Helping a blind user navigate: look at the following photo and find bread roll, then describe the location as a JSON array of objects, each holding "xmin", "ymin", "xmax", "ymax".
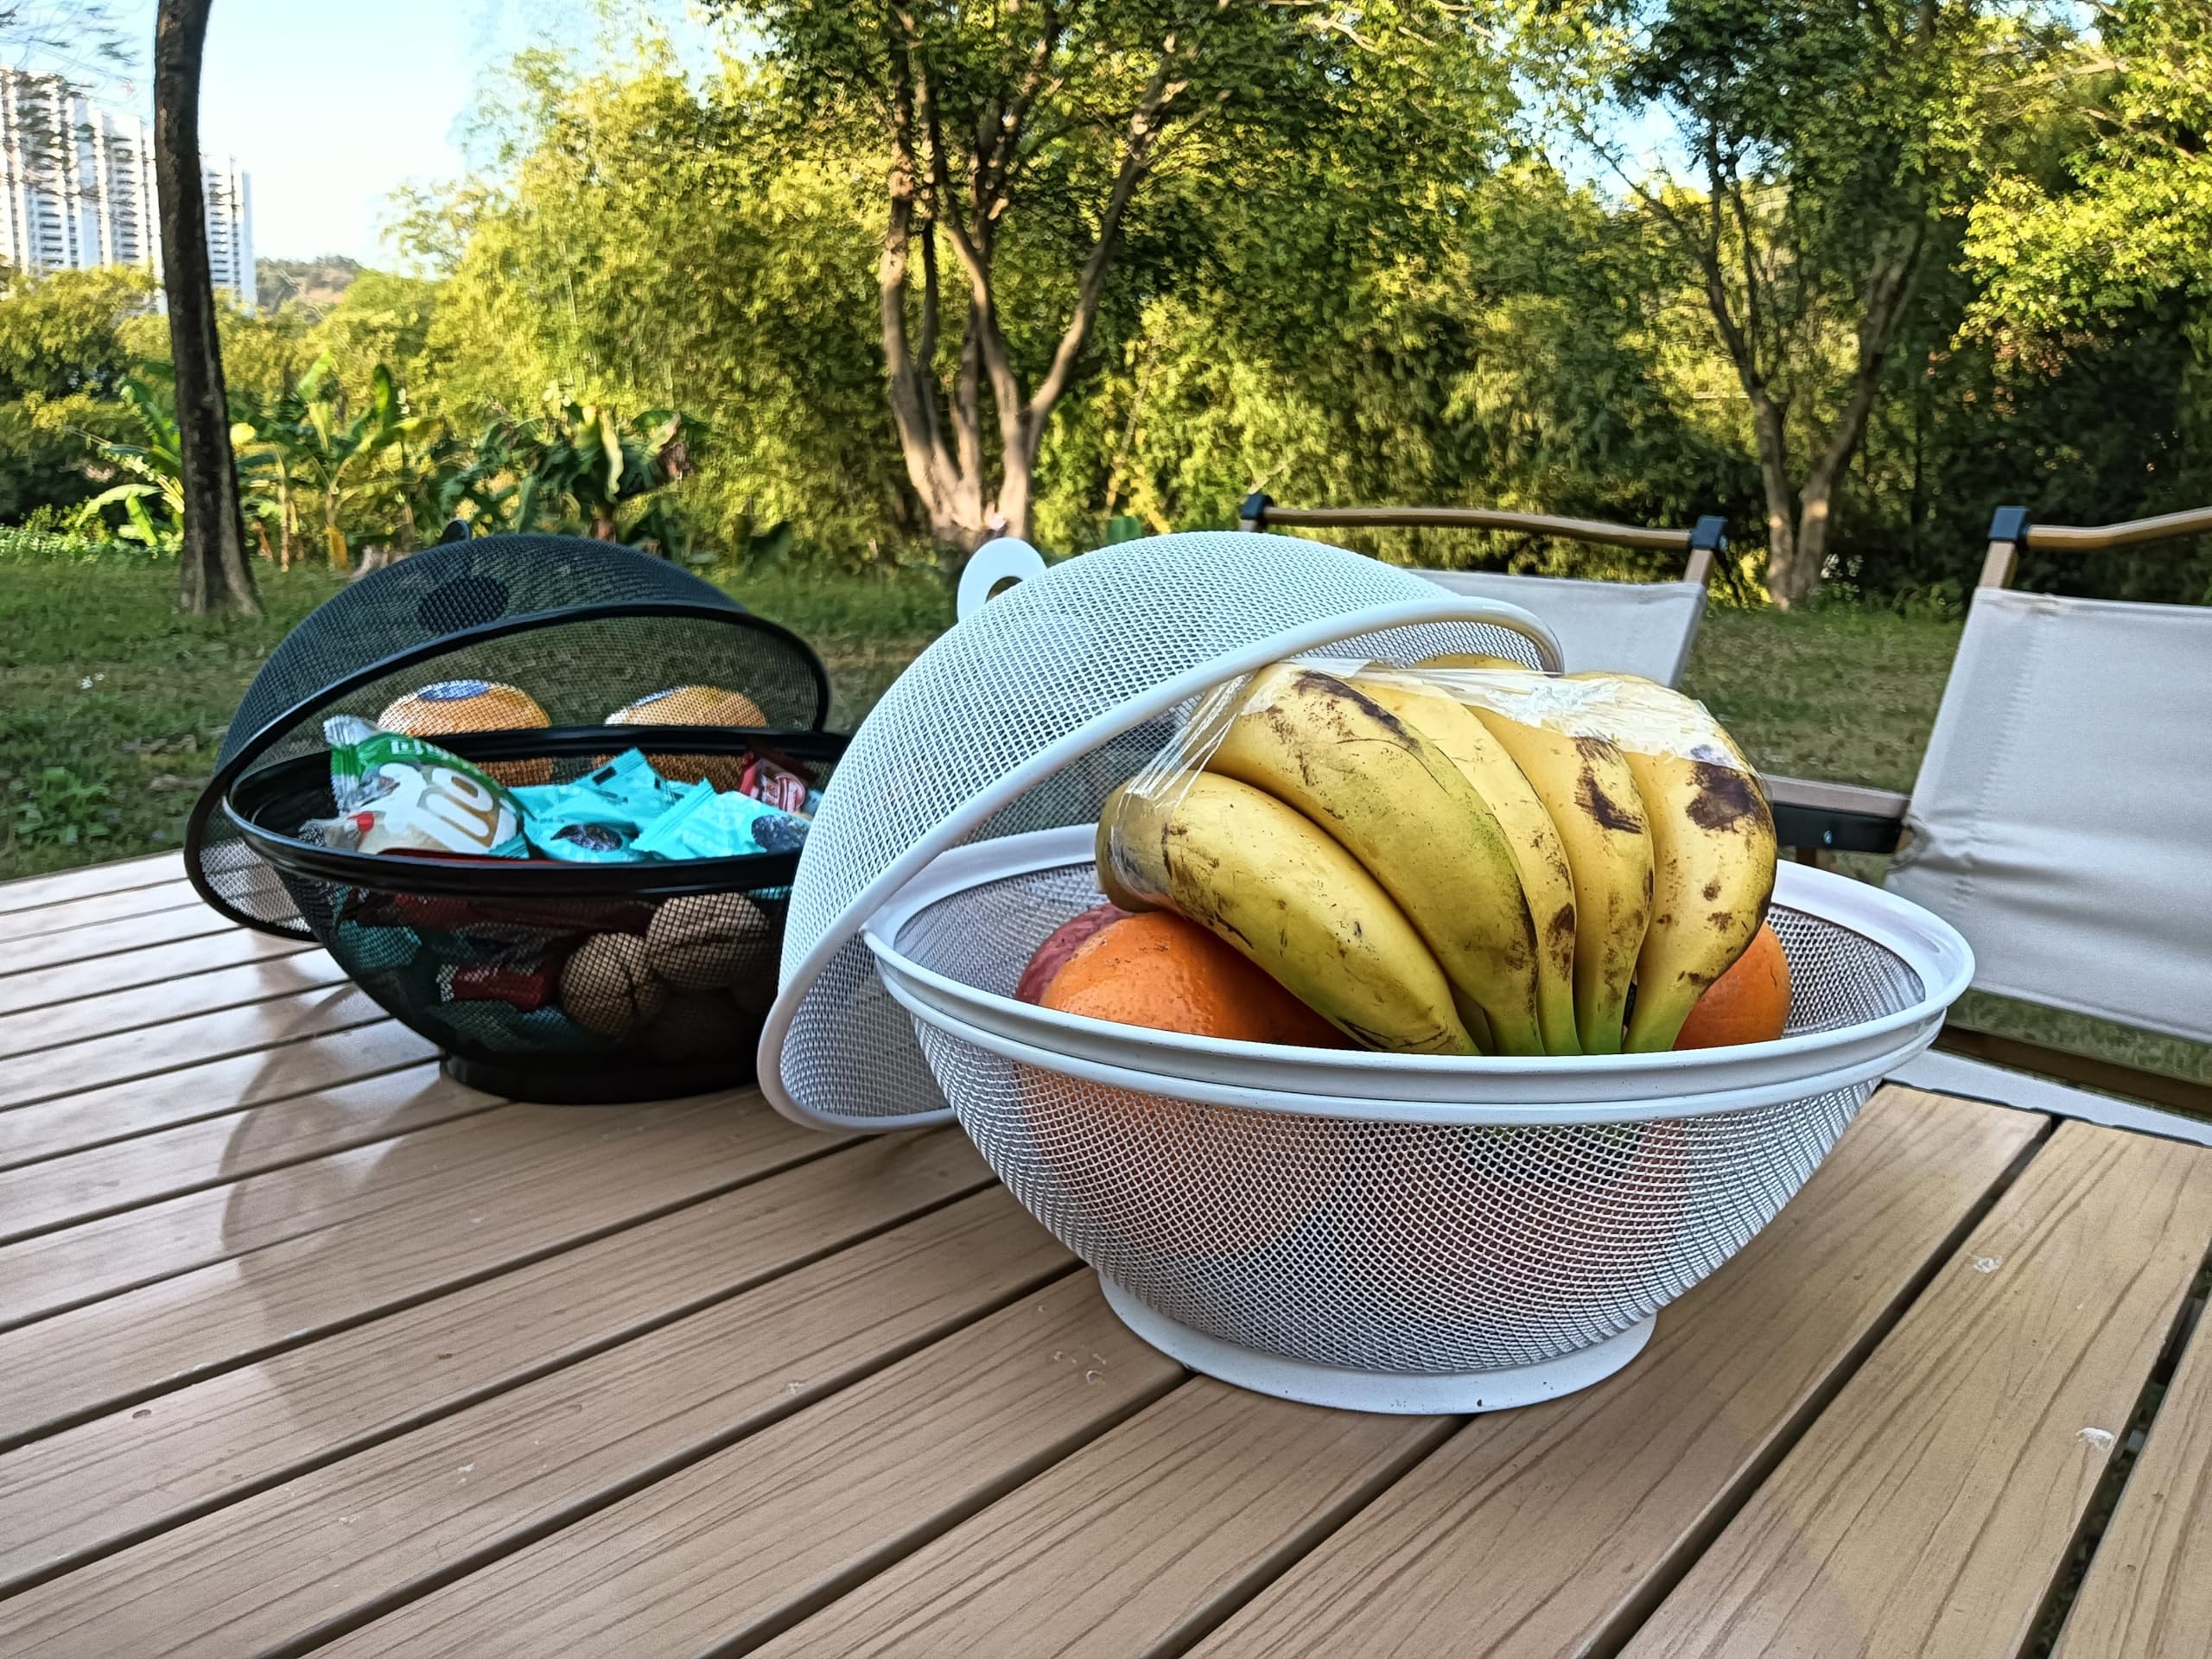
[
  {"xmin": 607, "ymin": 685, "xmax": 769, "ymax": 787},
  {"xmin": 378, "ymin": 679, "xmax": 552, "ymax": 786}
]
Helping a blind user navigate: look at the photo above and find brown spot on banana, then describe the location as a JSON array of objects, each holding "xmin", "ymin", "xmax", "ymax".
[
  {"xmin": 1685, "ymin": 762, "xmax": 1768, "ymax": 832},
  {"xmin": 1573, "ymin": 745, "xmax": 1643, "ymax": 833}
]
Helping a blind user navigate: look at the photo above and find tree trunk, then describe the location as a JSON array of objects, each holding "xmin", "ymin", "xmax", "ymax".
[
  {"xmin": 1743, "ymin": 389, "xmax": 1805, "ymax": 608},
  {"xmin": 1781, "ymin": 228, "xmax": 1928, "ymax": 610},
  {"xmin": 395, "ymin": 435, "xmax": 420, "ymax": 550},
  {"xmin": 323, "ymin": 493, "xmax": 348, "ymax": 572},
  {"xmin": 155, "ymin": 0, "xmax": 257, "ymax": 616},
  {"xmin": 276, "ymin": 471, "xmax": 297, "ymax": 569}
]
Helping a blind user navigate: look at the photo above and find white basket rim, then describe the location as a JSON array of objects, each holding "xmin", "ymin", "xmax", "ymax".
[
  {"xmin": 862, "ymin": 824, "xmax": 1974, "ymax": 1121},
  {"xmin": 881, "ymin": 963, "xmax": 1946, "ymax": 1128},
  {"xmin": 756, "ymin": 587, "xmax": 1566, "ymax": 1129}
]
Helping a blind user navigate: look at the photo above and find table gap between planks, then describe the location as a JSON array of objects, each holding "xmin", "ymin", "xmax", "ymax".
[{"xmin": 1, "ymin": 852, "xmax": 2209, "ymax": 1658}]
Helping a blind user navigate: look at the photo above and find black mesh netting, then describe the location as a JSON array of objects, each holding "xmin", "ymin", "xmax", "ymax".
[{"xmin": 181, "ymin": 534, "xmax": 840, "ymax": 1103}]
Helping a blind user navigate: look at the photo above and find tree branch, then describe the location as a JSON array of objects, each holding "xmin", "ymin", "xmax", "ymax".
[{"xmin": 1025, "ymin": 46, "xmax": 1186, "ymax": 435}]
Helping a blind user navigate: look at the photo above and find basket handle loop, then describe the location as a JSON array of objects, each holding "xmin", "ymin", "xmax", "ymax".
[{"xmin": 957, "ymin": 538, "xmax": 1048, "ymax": 622}]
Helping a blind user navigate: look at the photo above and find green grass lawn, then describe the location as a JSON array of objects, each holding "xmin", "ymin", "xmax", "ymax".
[
  {"xmin": 0, "ymin": 557, "xmax": 1938, "ymax": 880},
  {"xmin": 3, "ymin": 556, "xmax": 2200, "ymax": 1096}
]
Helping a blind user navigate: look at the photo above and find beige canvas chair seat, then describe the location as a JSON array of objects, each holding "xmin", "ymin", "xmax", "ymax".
[
  {"xmin": 1237, "ymin": 496, "xmax": 1724, "ymax": 685},
  {"xmin": 1770, "ymin": 504, "xmax": 2212, "ymax": 1135}
]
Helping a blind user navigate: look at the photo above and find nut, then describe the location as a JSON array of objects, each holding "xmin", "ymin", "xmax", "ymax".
[
  {"xmin": 560, "ymin": 933, "xmax": 667, "ymax": 1038},
  {"xmin": 645, "ymin": 893, "xmax": 775, "ymax": 991}
]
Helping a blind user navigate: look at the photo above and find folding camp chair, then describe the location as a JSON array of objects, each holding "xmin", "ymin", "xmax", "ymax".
[
  {"xmin": 1237, "ymin": 493, "xmax": 1726, "ymax": 685},
  {"xmin": 1769, "ymin": 504, "xmax": 2212, "ymax": 1137}
]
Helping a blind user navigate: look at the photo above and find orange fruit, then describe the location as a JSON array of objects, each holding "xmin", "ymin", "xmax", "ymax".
[
  {"xmin": 1041, "ymin": 912, "xmax": 1345, "ymax": 1048},
  {"xmin": 1672, "ymin": 922, "xmax": 1792, "ymax": 1050},
  {"xmin": 1023, "ymin": 911, "xmax": 1349, "ymax": 1257}
]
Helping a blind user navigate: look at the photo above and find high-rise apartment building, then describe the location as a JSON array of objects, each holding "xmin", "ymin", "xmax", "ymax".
[{"xmin": 0, "ymin": 68, "xmax": 254, "ymax": 311}]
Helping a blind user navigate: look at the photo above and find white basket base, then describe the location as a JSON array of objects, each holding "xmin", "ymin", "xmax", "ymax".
[{"xmin": 1098, "ymin": 1278, "xmax": 1656, "ymax": 1414}]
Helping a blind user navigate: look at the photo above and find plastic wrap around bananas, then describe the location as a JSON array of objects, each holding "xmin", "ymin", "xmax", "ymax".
[{"xmin": 1096, "ymin": 658, "xmax": 1777, "ymax": 1059}]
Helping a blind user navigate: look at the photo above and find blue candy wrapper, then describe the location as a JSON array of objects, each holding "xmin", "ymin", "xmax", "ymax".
[
  {"xmin": 631, "ymin": 779, "xmax": 811, "ymax": 860},
  {"xmin": 512, "ymin": 748, "xmax": 690, "ymax": 862}
]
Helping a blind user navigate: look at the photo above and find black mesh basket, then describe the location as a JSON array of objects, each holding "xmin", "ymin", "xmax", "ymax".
[{"xmin": 184, "ymin": 534, "xmax": 842, "ymax": 1104}]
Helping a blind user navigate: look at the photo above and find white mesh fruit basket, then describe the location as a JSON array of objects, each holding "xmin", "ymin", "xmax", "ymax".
[{"xmin": 760, "ymin": 532, "xmax": 1974, "ymax": 1412}]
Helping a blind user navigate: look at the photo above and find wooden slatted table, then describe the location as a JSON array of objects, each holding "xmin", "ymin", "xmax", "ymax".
[{"xmin": 3, "ymin": 852, "xmax": 2209, "ymax": 1658}]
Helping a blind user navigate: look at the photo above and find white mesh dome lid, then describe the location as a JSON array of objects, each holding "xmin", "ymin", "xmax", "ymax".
[{"xmin": 758, "ymin": 530, "xmax": 1566, "ymax": 1131}]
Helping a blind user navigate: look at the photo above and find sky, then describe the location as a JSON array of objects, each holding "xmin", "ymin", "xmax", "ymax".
[{"xmin": 64, "ymin": 1, "xmax": 728, "ymax": 265}]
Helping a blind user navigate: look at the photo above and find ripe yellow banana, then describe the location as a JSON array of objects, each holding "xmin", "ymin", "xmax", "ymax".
[
  {"xmin": 1355, "ymin": 673, "xmax": 1580, "ymax": 1056},
  {"xmin": 1097, "ymin": 773, "xmax": 1479, "ymax": 1055},
  {"xmin": 1567, "ymin": 674, "xmax": 1779, "ymax": 1052},
  {"xmin": 1425, "ymin": 666, "xmax": 1652, "ymax": 1054},
  {"xmin": 1414, "ymin": 652, "xmax": 1531, "ymax": 671},
  {"xmin": 1202, "ymin": 664, "xmax": 1547, "ymax": 1055}
]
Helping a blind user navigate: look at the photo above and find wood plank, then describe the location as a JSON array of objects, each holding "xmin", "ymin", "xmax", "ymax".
[
  {"xmin": 0, "ymin": 1069, "xmax": 506, "ymax": 1328},
  {"xmin": 756, "ymin": 1379, "xmax": 1453, "ymax": 1659},
  {"xmin": 1192, "ymin": 1085, "xmax": 2046, "ymax": 1659},
  {"xmin": 316, "ymin": 1271, "xmax": 1175, "ymax": 1659},
  {"xmin": 0, "ymin": 903, "xmax": 247, "ymax": 982},
  {"xmin": 1618, "ymin": 1119, "xmax": 2212, "ymax": 1659},
  {"xmin": 0, "ymin": 981, "xmax": 389, "ymax": 1112},
  {"xmin": 0, "ymin": 1128, "xmax": 994, "ymax": 1592},
  {"xmin": 0, "ymin": 851, "xmax": 184, "ymax": 913},
  {"xmin": 0, "ymin": 949, "xmax": 347, "ymax": 1062},
  {"xmin": 0, "ymin": 1018, "xmax": 435, "ymax": 1171},
  {"xmin": 0, "ymin": 1196, "xmax": 1092, "ymax": 1659},
  {"xmin": 0, "ymin": 1062, "xmax": 503, "ymax": 1244},
  {"xmin": 0, "ymin": 1091, "xmax": 832, "ymax": 1447},
  {"xmin": 0, "ymin": 925, "xmax": 308, "ymax": 1018},
  {"xmin": 2050, "ymin": 1299, "xmax": 2212, "ymax": 1657},
  {"xmin": 0, "ymin": 880, "xmax": 200, "ymax": 944}
]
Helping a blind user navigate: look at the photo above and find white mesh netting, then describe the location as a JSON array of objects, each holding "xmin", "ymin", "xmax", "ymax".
[
  {"xmin": 889, "ymin": 861, "xmax": 1923, "ymax": 1373},
  {"xmin": 768, "ymin": 531, "xmax": 1560, "ymax": 1128}
]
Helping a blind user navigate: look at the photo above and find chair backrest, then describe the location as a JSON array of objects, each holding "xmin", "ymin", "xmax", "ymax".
[
  {"xmin": 1238, "ymin": 496, "xmax": 1725, "ymax": 686},
  {"xmin": 1885, "ymin": 507, "xmax": 2212, "ymax": 1046}
]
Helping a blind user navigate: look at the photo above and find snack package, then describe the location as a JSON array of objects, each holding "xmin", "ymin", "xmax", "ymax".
[
  {"xmin": 631, "ymin": 779, "xmax": 811, "ymax": 861},
  {"xmin": 312, "ymin": 715, "xmax": 528, "ymax": 858},
  {"xmin": 737, "ymin": 753, "xmax": 816, "ymax": 816},
  {"xmin": 512, "ymin": 748, "xmax": 691, "ymax": 863},
  {"xmin": 1096, "ymin": 658, "xmax": 1775, "ymax": 1061}
]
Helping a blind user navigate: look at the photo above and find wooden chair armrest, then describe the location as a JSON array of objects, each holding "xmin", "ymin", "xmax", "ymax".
[{"xmin": 1765, "ymin": 775, "xmax": 1910, "ymax": 855}]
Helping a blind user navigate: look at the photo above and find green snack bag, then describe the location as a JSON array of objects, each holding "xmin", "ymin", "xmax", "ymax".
[{"xmin": 316, "ymin": 715, "xmax": 530, "ymax": 858}]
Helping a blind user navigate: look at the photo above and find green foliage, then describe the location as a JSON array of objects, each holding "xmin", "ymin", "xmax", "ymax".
[
  {"xmin": 8, "ymin": 765, "xmax": 111, "ymax": 853},
  {"xmin": 0, "ymin": 524, "xmax": 137, "ymax": 563},
  {"xmin": 0, "ymin": 265, "xmax": 156, "ymax": 522},
  {"xmin": 8, "ymin": 9, "xmax": 2211, "ymax": 602},
  {"xmin": 1967, "ymin": 1, "xmax": 2212, "ymax": 346}
]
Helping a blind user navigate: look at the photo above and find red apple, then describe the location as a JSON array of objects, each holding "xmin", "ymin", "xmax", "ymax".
[{"xmin": 1014, "ymin": 903, "xmax": 1132, "ymax": 1004}]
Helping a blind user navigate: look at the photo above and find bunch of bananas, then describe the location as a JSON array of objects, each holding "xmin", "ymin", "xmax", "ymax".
[{"xmin": 1096, "ymin": 658, "xmax": 1777, "ymax": 1056}]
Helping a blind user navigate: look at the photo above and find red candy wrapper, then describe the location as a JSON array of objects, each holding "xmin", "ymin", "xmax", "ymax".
[
  {"xmin": 739, "ymin": 753, "xmax": 813, "ymax": 815},
  {"xmin": 438, "ymin": 950, "xmax": 569, "ymax": 1013}
]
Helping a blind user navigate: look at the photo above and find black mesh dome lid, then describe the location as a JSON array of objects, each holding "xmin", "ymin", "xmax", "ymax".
[{"xmin": 186, "ymin": 533, "xmax": 832, "ymax": 938}]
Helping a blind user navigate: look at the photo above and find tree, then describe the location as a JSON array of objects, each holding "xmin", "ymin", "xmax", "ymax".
[
  {"xmin": 154, "ymin": 0, "xmax": 257, "ymax": 613},
  {"xmin": 73, "ymin": 373, "xmax": 267, "ymax": 556},
  {"xmin": 267, "ymin": 359, "xmax": 425, "ymax": 572},
  {"xmin": 1525, "ymin": 0, "xmax": 2035, "ymax": 606},
  {"xmin": 1965, "ymin": 2, "xmax": 2212, "ymax": 348},
  {"xmin": 510, "ymin": 397, "xmax": 697, "ymax": 545},
  {"xmin": 0, "ymin": 264, "xmax": 153, "ymax": 521},
  {"xmin": 723, "ymin": 0, "xmax": 1479, "ymax": 549}
]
